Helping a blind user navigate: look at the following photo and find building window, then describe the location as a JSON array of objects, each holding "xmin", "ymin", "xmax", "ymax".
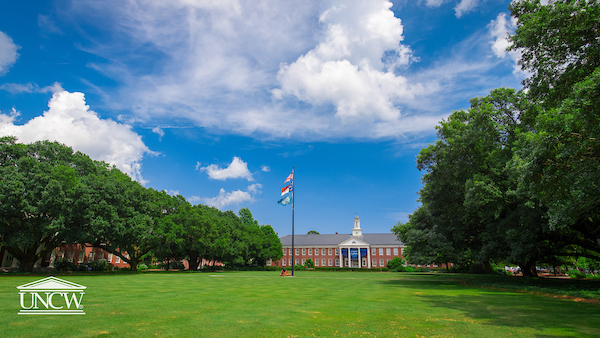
[
  {"xmin": 115, "ymin": 256, "xmax": 121, "ymax": 264},
  {"xmin": 400, "ymin": 247, "xmax": 403, "ymax": 255},
  {"xmin": 335, "ymin": 259, "xmax": 339, "ymax": 266},
  {"xmin": 301, "ymin": 259, "xmax": 305, "ymax": 265},
  {"xmin": 295, "ymin": 259, "xmax": 299, "ymax": 265},
  {"xmin": 394, "ymin": 248, "xmax": 399, "ymax": 255},
  {"xmin": 107, "ymin": 253, "xmax": 113, "ymax": 262},
  {"xmin": 78, "ymin": 252, "xmax": 84, "ymax": 263},
  {"xmin": 379, "ymin": 259, "xmax": 384, "ymax": 267},
  {"xmin": 379, "ymin": 248, "xmax": 383, "ymax": 255},
  {"xmin": 328, "ymin": 248, "xmax": 332, "ymax": 255},
  {"xmin": 315, "ymin": 259, "xmax": 319, "ymax": 266},
  {"xmin": 322, "ymin": 259, "xmax": 326, "ymax": 266},
  {"xmin": 335, "ymin": 248, "xmax": 339, "ymax": 255},
  {"xmin": 89, "ymin": 252, "xmax": 95, "ymax": 261},
  {"xmin": 302, "ymin": 249, "xmax": 306, "ymax": 255},
  {"xmin": 283, "ymin": 248, "xmax": 286, "ymax": 255},
  {"xmin": 372, "ymin": 259, "xmax": 377, "ymax": 266},
  {"xmin": 387, "ymin": 259, "xmax": 391, "ymax": 265},
  {"xmin": 295, "ymin": 249, "xmax": 299, "ymax": 255},
  {"xmin": 282, "ymin": 259, "xmax": 286, "ymax": 266},
  {"xmin": 345, "ymin": 259, "xmax": 349, "ymax": 267},
  {"xmin": 372, "ymin": 248, "xmax": 376, "ymax": 255},
  {"xmin": 386, "ymin": 248, "xmax": 391, "ymax": 255},
  {"xmin": 67, "ymin": 251, "xmax": 74, "ymax": 262},
  {"xmin": 308, "ymin": 248, "xmax": 312, "ymax": 255}
]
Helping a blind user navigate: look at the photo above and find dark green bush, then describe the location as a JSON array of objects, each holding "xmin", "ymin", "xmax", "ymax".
[
  {"xmin": 387, "ymin": 257, "xmax": 405, "ymax": 270},
  {"xmin": 54, "ymin": 259, "xmax": 79, "ymax": 271},
  {"xmin": 87, "ymin": 259, "xmax": 113, "ymax": 272},
  {"xmin": 568, "ymin": 270, "xmax": 587, "ymax": 279},
  {"xmin": 313, "ymin": 267, "xmax": 389, "ymax": 272}
]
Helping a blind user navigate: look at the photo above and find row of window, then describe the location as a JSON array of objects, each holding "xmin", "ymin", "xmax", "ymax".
[
  {"xmin": 282, "ymin": 259, "xmax": 338, "ymax": 267},
  {"xmin": 56, "ymin": 250, "xmax": 127, "ymax": 264},
  {"xmin": 281, "ymin": 258, "xmax": 393, "ymax": 267},
  {"xmin": 283, "ymin": 248, "xmax": 338, "ymax": 256},
  {"xmin": 282, "ymin": 247, "xmax": 401, "ymax": 256}
]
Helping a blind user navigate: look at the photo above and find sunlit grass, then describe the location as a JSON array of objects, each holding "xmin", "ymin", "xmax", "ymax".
[{"xmin": 1, "ymin": 272, "xmax": 599, "ymax": 337}]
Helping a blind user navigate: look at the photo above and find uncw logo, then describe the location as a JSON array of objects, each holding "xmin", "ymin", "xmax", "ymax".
[{"xmin": 17, "ymin": 276, "xmax": 87, "ymax": 315}]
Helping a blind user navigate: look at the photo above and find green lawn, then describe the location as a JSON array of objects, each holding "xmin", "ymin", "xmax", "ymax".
[{"xmin": 1, "ymin": 271, "xmax": 599, "ymax": 337}]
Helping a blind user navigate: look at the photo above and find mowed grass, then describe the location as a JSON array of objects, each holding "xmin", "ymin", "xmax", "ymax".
[{"xmin": 1, "ymin": 272, "xmax": 599, "ymax": 337}]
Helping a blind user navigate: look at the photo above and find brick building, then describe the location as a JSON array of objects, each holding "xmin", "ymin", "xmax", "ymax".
[
  {"xmin": 273, "ymin": 215, "xmax": 406, "ymax": 268},
  {"xmin": 0, "ymin": 244, "xmax": 131, "ymax": 270}
]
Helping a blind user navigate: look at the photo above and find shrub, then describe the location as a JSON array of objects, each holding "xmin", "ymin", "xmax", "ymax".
[
  {"xmin": 294, "ymin": 264, "xmax": 306, "ymax": 271},
  {"xmin": 54, "ymin": 259, "xmax": 78, "ymax": 272},
  {"xmin": 568, "ymin": 270, "xmax": 587, "ymax": 279},
  {"xmin": 313, "ymin": 267, "xmax": 389, "ymax": 272},
  {"xmin": 158, "ymin": 261, "xmax": 185, "ymax": 270},
  {"xmin": 87, "ymin": 259, "xmax": 113, "ymax": 272},
  {"xmin": 137, "ymin": 263, "xmax": 148, "ymax": 272},
  {"xmin": 304, "ymin": 259, "xmax": 315, "ymax": 269},
  {"xmin": 387, "ymin": 257, "xmax": 405, "ymax": 270}
]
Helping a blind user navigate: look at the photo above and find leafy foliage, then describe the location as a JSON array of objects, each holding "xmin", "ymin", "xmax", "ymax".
[
  {"xmin": 0, "ymin": 137, "xmax": 282, "ymax": 272},
  {"xmin": 304, "ymin": 258, "xmax": 315, "ymax": 269},
  {"xmin": 400, "ymin": 0, "xmax": 600, "ymax": 274}
]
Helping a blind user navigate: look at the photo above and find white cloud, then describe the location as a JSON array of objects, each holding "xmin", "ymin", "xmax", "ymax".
[
  {"xmin": 188, "ymin": 195, "xmax": 202, "ymax": 204},
  {"xmin": 247, "ymin": 183, "xmax": 262, "ymax": 193},
  {"xmin": 488, "ymin": 13, "xmax": 524, "ymax": 75},
  {"xmin": 454, "ymin": 0, "xmax": 479, "ymax": 18},
  {"xmin": 0, "ymin": 90, "xmax": 153, "ymax": 183},
  {"xmin": 0, "ymin": 82, "xmax": 64, "ymax": 94},
  {"xmin": 62, "ymin": 0, "xmax": 523, "ymax": 142},
  {"xmin": 152, "ymin": 126, "xmax": 165, "ymax": 140},
  {"xmin": 274, "ymin": 0, "xmax": 420, "ymax": 124},
  {"xmin": 200, "ymin": 156, "xmax": 254, "ymax": 181},
  {"xmin": 203, "ymin": 183, "xmax": 262, "ymax": 210},
  {"xmin": 0, "ymin": 32, "xmax": 20, "ymax": 75},
  {"xmin": 423, "ymin": 0, "xmax": 448, "ymax": 7},
  {"xmin": 260, "ymin": 165, "xmax": 270, "ymax": 172}
]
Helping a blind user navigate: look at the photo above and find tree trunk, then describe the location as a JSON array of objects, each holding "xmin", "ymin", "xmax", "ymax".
[
  {"xmin": 13, "ymin": 247, "xmax": 41, "ymax": 273},
  {"xmin": 519, "ymin": 260, "xmax": 538, "ymax": 277},
  {"xmin": 187, "ymin": 251, "xmax": 200, "ymax": 271},
  {"xmin": 17, "ymin": 255, "xmax": 38, "ymax": 273},
  {"xmin": 129, "ymin": 261, "xmax": 138, "ymax": 271}
]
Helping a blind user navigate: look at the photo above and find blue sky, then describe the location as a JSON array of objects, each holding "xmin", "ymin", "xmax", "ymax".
[{"xmin": 0, "ymin": 0, "xmax": 525, "ymax": 236}]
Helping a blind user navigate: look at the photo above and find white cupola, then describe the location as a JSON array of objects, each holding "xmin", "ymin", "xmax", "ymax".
[{"xmin": 352, "ymin": 215, "xmax": 363, "ymax": 237}]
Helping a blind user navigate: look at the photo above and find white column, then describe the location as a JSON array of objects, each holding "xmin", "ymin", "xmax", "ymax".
[
  {"xmin": 367, "ymin": 246, "xmax": 371, "ymax": 268},
  {"xmin": 358, "ymin": 248, "xmax": 361, "ymax": 268},
  {"xmin": 339, "ymin": 248, "xmax": 343, "ymax": 268}
]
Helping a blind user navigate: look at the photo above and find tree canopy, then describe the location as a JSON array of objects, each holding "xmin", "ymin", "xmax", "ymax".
[
  {"xmin": 398, "ymin": 0, "xmax": 600, "ymax": 274},
  {"xmin": 0, "ymin": 137, "xmax": 282, "ymax": 271}
]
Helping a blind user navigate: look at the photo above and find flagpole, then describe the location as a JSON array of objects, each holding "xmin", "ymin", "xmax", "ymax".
[{"xmin": 291, "ymin": 167, "xmax": 295, "ymax": 277}]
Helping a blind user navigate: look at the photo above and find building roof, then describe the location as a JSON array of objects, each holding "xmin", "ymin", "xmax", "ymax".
[{"xmin": 280, "ymin": 233, "xmax": 404, "ymax": 246}]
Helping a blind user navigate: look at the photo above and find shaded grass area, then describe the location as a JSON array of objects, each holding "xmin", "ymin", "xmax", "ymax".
[
  {"xmin": 446, "ymin": 273, "xmax": 600, "ymax": 301},
  {"xmin": 0, "ymin": 272, "xmax": 598, "ymax": 337}
]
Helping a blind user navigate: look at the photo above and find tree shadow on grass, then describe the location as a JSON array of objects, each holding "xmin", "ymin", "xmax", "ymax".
[{"xmin": 381, "ymin": 278, "xmax": 600, "ymax": 337}]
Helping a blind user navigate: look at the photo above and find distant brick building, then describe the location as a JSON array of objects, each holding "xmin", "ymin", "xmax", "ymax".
[
  {"xmin": 0, "ymin": 244, "xmax": 131, "ymax": 270},
  {"xmin": 272, "ymin": 215, "xmax": 407, "ymax": 268}
]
